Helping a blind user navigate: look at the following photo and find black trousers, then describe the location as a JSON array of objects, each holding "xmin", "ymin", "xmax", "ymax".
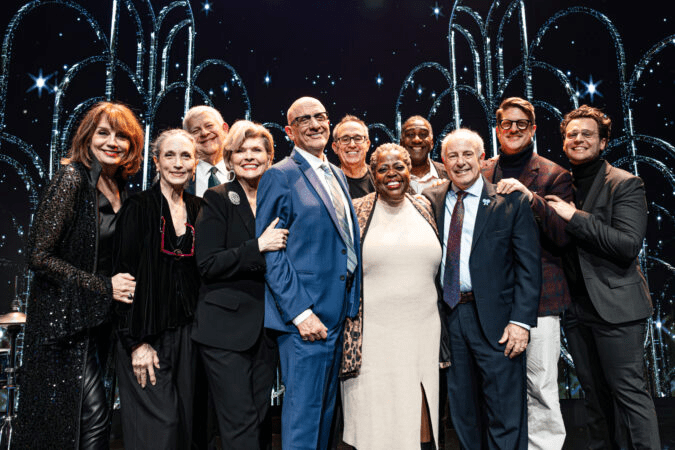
[
  {"xmin": 564, "ymin": 299, "xmax": 661, "ymax": 450},
  {"xmin": 79, "ymin": 336, "xmax": 110, "ymax": 450},
  {"xmin": 198, "ymin": 331, "xmax": 278, "ymax": 450},
  {"xmin": 116, "ymin": 325, "xmax": 195, "ymax": 450}
]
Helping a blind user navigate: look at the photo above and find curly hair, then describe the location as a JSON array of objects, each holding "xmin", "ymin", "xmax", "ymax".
[
  {"xmin": 369, "ymin": 143, "xmax": 412, "ymax": 174},
  {"xmin": 560, "ymin": 104, "xmax": 612, "ymax": 141}
]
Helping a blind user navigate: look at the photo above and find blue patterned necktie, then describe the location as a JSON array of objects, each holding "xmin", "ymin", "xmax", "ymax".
[
  {"xmin": 443, "ymin": 190, "xmax": 467, "ymax": 308},
  {"xmin": 320, "ymin": 164, "xmax": 357, "ymax": 273},
  {"xmin": 208, "ymin": 166, "xmax": 219, "ymax": 188}
]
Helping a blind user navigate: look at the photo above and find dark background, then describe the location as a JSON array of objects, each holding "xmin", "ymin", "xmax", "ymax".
[{"xmin": 0, "ymin": 0, "xmax": 673, "ymax": 395}]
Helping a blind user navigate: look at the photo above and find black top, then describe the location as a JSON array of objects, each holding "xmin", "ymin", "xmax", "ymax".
[
  {"xmin": 562, "ymin": 157, "xmax": 605, "ymax": 299},
  {"xmin": 497, "ymin": 142, "xmax": 534, "ymax": 179},
  {"xmin": 113, "ymin": 183, "xmax": 202, "ymax": 351},
  {"xmin": 346, "ymin": 167, "xmax": 376, "ymax": 199}
]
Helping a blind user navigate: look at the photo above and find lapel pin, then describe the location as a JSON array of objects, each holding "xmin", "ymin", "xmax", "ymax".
[
  {"xmin": 228, "ymin": 191, "xmax": 241, "ymax": 205},
  {"xmin": 482, "ymin": 198, "xmax": 491, "ymax": 206}
]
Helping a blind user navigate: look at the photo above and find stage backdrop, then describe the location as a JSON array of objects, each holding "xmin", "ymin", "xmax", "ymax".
[{"xmin": 0, "ymin": 0, "xmax": 673, "ymax": 397}]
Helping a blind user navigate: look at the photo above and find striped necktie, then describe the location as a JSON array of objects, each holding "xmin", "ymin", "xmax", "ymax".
[
  {"xmin": 320, "ymin": 164, "xmax": 357, "ymax": 273},
  {"xmin": 443, "ymin": 190, "xmax": 467, "ymax": 308}
]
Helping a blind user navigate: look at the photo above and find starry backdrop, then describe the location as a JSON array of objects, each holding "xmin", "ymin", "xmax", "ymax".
[{"xmin": 0, "ymin": 0, "xmax": 673, "ymax": 396}]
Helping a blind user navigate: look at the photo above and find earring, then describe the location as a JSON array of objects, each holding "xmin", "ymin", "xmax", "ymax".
[{"xmin": 226, "ymin": 169, "xmax": 235, "ymax": 183}]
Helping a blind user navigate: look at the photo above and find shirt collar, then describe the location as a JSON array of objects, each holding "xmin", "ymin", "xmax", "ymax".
[
  {"xmin": 410, "ymin": 157, "xmax": 440, "ymax": 182},
  {"xmin": 451, "ymin": 174, "xmax": 483, "ymax": 197},
  {"xmin": 197, "ymin": 159, "xmax": 227, "ymax": 177},
  {"xmin": 295, "ymin": 146, "xmax": 326, "ymax": 170}
]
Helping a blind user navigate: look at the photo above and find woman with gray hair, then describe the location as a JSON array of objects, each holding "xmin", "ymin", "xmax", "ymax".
[
  {"xmin": 192, "ymin": 120, "xmax": 287, "ymax": 449},
  {"xmin": 113, "ymin": 128, "xmax": 201, "ymax": 449}
]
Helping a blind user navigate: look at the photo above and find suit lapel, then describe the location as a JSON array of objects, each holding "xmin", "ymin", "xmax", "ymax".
[
  {"xmin": 580, "ymin": 160, "xmax": 609, "ymax": 212},
  {"xmin": 519, "ymin": 154, "xmax": 539, "ymax": 189},
  {"xmin": 292, "ymin": 150, "xmax": 344, "ymax": 239},
  {"xmin": 229, "ymin": 180, "xmax": 255, "ymax": 236},
  {"xmin": 471, "ymin": 177, "xmax": 497, "ymax": 252}
]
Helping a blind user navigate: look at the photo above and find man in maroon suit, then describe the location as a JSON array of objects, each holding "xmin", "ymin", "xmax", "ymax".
[{"xmin": 482, "ymin": 97, "xmax": 572, "ymax": 449}]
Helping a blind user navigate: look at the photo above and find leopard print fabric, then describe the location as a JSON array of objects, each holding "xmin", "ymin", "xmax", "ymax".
[{"xmin": 340, "ymin": 192, "xmax": 438, "ymax": 378}]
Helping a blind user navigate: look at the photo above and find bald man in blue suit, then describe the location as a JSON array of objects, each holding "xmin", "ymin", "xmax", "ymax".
[{"xmin": 256, "ymin": 97, "xmax": 361, "ymax": 450}]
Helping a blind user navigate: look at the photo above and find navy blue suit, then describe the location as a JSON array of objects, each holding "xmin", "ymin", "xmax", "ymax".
[
  {"xmin": 256, "ymin": 149, "xmax": 361, "ymax": 450},
  {"xmin": 424, "ymin": 177, "xmax": 541, "ymax": 450}
]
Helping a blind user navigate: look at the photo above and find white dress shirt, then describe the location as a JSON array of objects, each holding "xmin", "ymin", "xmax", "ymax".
[
  {"xmin": 440, "ymin": 176, "xmax": 529, "ymax": 330},
  {"xmin": 195, "ymin": 159, "xmax": 229, "ymax": 197},
  {"xmin": 293, "ymin": 147, "xmax": 355, "ymax": 326},
  {"xmin": 409, "ymin": 158, "xmax": 442, "ymax": 194}
]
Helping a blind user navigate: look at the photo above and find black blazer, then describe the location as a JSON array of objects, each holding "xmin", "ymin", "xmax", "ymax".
[
  {"xmin": 423, "ymin": 176, "xmax": 542, "ymax": 349},
  {"xmin": 566, "ymin": 161, "xmax": 652, "ymax": 323},
  {"xmin": 191, "ymin": 180, "xmax": 267, "ymax": 351}
]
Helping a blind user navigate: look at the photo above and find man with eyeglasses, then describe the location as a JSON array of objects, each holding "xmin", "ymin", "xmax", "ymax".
[
  {"xmin": 481, "ymin": 96, "xmax": 572, "ymax": 449},
  {"xmin": 331, "ymin": 114, "xmax": 374, "ymax": 199},
  {"xmin": 256, "ymin": 97, "xmax": 361, "ymax": 450},
  {"xmin": 547, "ymin": 105, "xmax": 660, "ymax": 449},
  {"xmin": 400, "ymin": 115, "xmax": 448, "ymax": 193}
]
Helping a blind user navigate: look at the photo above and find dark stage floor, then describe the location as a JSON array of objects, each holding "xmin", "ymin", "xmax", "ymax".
[{"xmin": 110, "ymin": 398, "xmax": 674, "ymax": 449}]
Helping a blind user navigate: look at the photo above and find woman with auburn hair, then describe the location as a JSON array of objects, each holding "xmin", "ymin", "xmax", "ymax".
[
  {"xmin": 16, "ymin": 101, "xmax": 143, "ymax": 449},
  {"xmin": 192, "ymin": 120, "xmax": 286, "ymax": 449}
]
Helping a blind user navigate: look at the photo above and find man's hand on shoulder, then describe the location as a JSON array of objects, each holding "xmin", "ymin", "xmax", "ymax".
[
  {"xmin": 296, "ymin": 313, "xmax": 328, "ymax": 341},
  {"xmin": 498, "ymin": 323, "xmax": 530, "ymax": 359},
  {"xmin": 496, "ymin": 178, "xmax": 533, "ymax": 202}
]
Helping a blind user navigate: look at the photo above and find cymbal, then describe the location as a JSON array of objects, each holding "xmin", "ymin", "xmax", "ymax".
[{"xmin": 0, "ymin": 311, "xmax": 26, "ymax": 326}]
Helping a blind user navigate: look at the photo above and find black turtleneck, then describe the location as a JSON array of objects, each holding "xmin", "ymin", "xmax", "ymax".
[
  {"xmin": 570, "ymin": 157, "xmax": 604, "ymax": 209},
  {"xmin": 498, "ymin": 142, "xmax": 534, "ymax": 179},
  {"xmin": 563, "ymin": 157, "xmax": 605, "ymax": 302}
]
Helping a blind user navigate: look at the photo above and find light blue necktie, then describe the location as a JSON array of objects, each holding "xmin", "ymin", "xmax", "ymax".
[{"xmin": 320, "ymin": 164, "xmax": 357, "ymax": 273}]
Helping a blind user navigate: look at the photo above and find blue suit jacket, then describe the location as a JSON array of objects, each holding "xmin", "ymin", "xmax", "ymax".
[
  {"xmin": 256, "ymin": 149, "xmax": 362, "ymax": 333},
  {"xmin": 423, "ymin": 177, "xmax": 541, "ymax": 349}
]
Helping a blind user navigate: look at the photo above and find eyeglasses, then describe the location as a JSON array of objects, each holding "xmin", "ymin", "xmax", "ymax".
[
  {"xmin": 336, "ymin": 135, "xmax": 367, "ymax": 145},
  {"xmin": 160, "ymin": 216, "xmax": 195, "ymax": 258},
  {"xmin": 290, "ymin": 112, "xmax": 329, "ymax": 127},
  {"xmin": 565, "ymin": 131, "xmax": 597, "ymax": 141},
  {"xmin": 498, "ymin": 119, "xmax": 532, "ymax": 130}
]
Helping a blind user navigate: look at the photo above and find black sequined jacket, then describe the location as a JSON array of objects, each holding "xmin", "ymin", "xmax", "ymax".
[{"xmin": 16, "ymin": 162, "xmax": 115, "ymax": 449}]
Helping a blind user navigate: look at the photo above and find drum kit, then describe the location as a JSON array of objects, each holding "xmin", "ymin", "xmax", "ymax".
[{"xmin": 0, "ymin": 282, "xmax": 26, "ymax": 450}]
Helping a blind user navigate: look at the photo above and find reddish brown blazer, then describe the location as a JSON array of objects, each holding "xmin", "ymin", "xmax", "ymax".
[{"xmin": 482, "ymin": 152, "xmax": 573, "ymax": 316}]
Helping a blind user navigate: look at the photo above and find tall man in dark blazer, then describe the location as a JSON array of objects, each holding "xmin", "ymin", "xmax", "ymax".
[
  {"xmin": 482, "ymin": 97, "xmax": 571, "ymax": 449},
  {"xmin": 423, "ymin": 128, "xmax": 541, "ymax": 449},
  {"xmin": 256, "ymin": 97, "xmax": 361, "ymax": 450},
  {"xmin": 547, "ymin": 105, "xmax": 660, "ymax": 449}
]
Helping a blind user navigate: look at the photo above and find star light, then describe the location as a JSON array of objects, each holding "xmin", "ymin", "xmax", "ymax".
[
  {"xmin": 431, "ymin": 2, "xmax": 442, "ymax": 20},
  {"xmin": 375, "ymin": 74, "xmax": 383, "ymax": 87},
  {"xmin": 264, "ymin": 72, "xmax": 271, "ymax": 86},
  {"xmin": 581, "ymin": 75, "xmax": 603, "ymax": 102},
  {"xmin": 26, "ymin": 69, "xmax": 55, "ymax": 98},
  {"xmin": 221, "ymin": 82, "xmax": 229, "ymax": 93},
  {"xmin": 202, "ymin": 1, "xmax": 212, "ymax": 16}
]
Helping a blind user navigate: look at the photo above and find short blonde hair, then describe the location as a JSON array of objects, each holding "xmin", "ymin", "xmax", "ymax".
[
  {"xmin": 222, "ymin": 120, "xmax": 274, "ymax": 165},
  {"xmin": 182, "ymin": 105, "xmax": 225, "ymax": 130}
]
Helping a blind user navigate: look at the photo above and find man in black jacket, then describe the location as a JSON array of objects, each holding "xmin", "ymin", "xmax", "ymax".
[{"xmin": 547, "ymin": 105, "xmax": 660, "ymax": 449}]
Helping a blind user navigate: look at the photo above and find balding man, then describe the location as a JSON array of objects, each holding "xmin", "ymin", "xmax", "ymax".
[
  {"xmin": 256, "ymin": 97, "xmax": 362, "ymax": 449},
  {"xmin": 182, "ymin": 105, "xmax": 229, "ymax": 196},
  {"xmin": 424, "ymin": 128, "xmax": 541, "ymax": 449}
]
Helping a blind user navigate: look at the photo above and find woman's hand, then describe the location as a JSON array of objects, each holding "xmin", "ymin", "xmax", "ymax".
[
  {"xmin": 112, "ymin": 273, "xmax": 136, "ymax": 304},
  {"xmin": 258, "ymin": 217, "xmax": 289, "ymax": 253},
  {"xmin": 131, "ymin": 343, "xmax": 160, "ymax": 388}
]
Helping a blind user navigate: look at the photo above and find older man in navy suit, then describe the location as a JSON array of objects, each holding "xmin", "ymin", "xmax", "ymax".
[
  {"xmin": 256, "ymin": 97, "xmax": 361, "ymax": 450},
  {"xmin": 423, "ymin": 128, "xmax": 541, "ymax": 449}
]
